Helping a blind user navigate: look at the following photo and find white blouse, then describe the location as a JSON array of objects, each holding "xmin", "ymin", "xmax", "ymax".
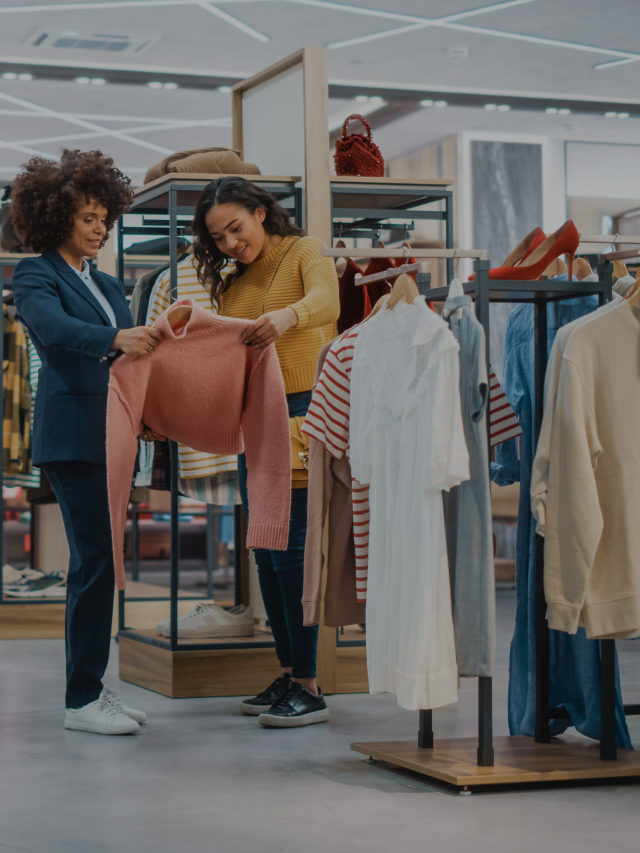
[{"xmin": 350, "ymin": 298, "xmax": 469, "ymax": 710}]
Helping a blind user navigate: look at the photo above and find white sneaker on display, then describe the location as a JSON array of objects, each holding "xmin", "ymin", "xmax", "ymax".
[
  {"xmin": 101, "ymin": 687, "xmax": 146, "ymax": 724},
  {"xmin": 156, "ymin": 603, "xmax": 254, "ymax": 639},
  {"xmin": 64, "ymin": 691, "xmax": 140, "ymax": 735}
]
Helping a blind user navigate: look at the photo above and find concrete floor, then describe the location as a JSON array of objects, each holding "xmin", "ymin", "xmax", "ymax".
[{"xmin": 0, "ymin": 588, "xmax": 639, "ymax": 853}]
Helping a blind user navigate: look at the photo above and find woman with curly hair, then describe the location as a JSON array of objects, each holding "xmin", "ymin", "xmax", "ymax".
[
  {"xmin": 11, "ymin": 149, "xmax": 161, "ymax": 735},
  {"xmin": 192, "ymin": 177, "xmax": 339, "ymax": 727}
]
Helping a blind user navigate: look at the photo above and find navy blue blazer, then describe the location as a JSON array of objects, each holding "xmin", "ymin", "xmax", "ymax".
[{"xmin": 13, "ymin": 249, "xmax": 134, "ymax": 465}]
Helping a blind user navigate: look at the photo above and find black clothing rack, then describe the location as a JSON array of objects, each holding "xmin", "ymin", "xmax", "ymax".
[
  {"xmin": 0, "ymin": 254, "xmax": 41, "ymax": 604},
  {"xmin": 430, "ymin": 258, "xmax": 635, "ymax": 765},
  {"xmin": 351, "ymin": 259, "xmax": 640, "ymax": 790}
]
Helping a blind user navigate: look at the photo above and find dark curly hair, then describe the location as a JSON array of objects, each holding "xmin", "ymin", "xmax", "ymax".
[
  {"xmin": 10, "ymin": 149, "xmax": 134, "ymax": 253},
  {"xmin": 192, "ymin": 176, "xmax": 303, "ymax": 301}
]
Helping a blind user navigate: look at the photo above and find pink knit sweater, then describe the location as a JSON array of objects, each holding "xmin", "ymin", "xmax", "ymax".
[{"xmin": 107, "ymin": 300, "xmax": 291, "ymax": 588}]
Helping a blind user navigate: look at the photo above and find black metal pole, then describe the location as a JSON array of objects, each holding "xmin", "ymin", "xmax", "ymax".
[
  {"xmin": 600, "ymin": 639, "xmax": 617, "ymax": 760},
  {"xmin": 477, "ymin": 676, "xmax": 495, "ymax": 765},
  {"xmin": 418, "ymin": 710, "xmax": 434, "ymax": 749},
  {"xmin": 206, "ymin": 503, "xmax": 215, "ymax": 600},
  {"xmin": 473, "ymin": 259, "xmax": 495, "ymax": 767},
  {"xmin": 130, "ymin": 502, "xmax": 139, "ymax": 582},
  {"xmin": 534, "ymin": 297, "xmax": 550, "ymax": 743},
  {"xmin": 234, "ymin": 505, "xmax": 243, "ymax": 607},
  {"xmin": 168, "ymin": 185, "xmax": 180, "ymax": 651}
]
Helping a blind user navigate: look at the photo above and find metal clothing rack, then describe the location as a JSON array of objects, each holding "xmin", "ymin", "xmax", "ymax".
[
  {"xmin": 351, "ymin": 257, "xmax": 640, "ymax": 791},
  {"xmin": 327, "ymin": 246, "xmax": 495, "ymax": 768},
  {"xmin": 0, "ymin": 253, "xmax": 45, "ymax": 607}
]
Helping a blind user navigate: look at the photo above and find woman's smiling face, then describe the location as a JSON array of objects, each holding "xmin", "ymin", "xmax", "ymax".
[
  {"xmin": 204, "ymin": 202, "xmax": 274, "ymax": 264},
  {"xmin": 58, "ymin": 197, "xmax": 108, "ymax": 267}
]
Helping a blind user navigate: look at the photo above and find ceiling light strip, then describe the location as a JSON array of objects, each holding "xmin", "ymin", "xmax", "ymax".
[
  {"xmin": 438, "ymin": 21, "xmax": 640, "ymax": 62},
  {"xmin": 593, "ymin": 57, "xmax": 640, "ymax": 70},
  {"xmin": 0, "ymin": 1, "xmax": 188, "ymax": 13},
  {"xmin": 0, "ymin": 90, "xmax": 173, "ymax": 156},
  {"xmin": 195, "ymin": 1, "xmax": 270, "ymax": 42},
  {"xmin": 437, "ymin": 0, "xmax": 537, "ymax": 25},
  {"xmin": 282, "ymin": 0, "xmax": 426, "ymax": 24},
  {"xmin": 328, "ymin": 22, "xmax": 429, "ymax": 50},
  {"xmin": 19, "ymin": 117, "xmax": 233, "ymax": 147}
]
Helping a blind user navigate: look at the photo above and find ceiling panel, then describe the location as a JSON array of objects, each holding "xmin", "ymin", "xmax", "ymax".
[{"xmin": 0, "ymin": 0, "xmax": 638, "ymax": 183}]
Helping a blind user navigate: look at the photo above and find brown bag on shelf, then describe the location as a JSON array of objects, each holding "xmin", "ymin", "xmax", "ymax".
[
  {"xmin": 289, "ymin": 415, "xmax": 310, "ymax": 488},
  {"xmin": 144, "ymin": 147, "xmax": 261, "ymax": 184}
]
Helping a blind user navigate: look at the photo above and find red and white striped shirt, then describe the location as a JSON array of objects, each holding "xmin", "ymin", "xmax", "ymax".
[
  {"xmin": 488, "ymin": 369, "xmax": 522, "ymax": 446},
  {"xmin": 303, "ymin": 333, "xmax": 521, "ymax": 602},
  {"xmin": 303, "ymin": 327, "xmax": 370, "ymax": 601}
]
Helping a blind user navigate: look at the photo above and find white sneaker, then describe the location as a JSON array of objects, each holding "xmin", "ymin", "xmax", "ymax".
[
  {"xmin": 101, "ymin": 687, "xmax": 146, "ymax": 724},
  {"xmin": 64, "ymin": 692, "xmax": 140, "ymax": 735},
  {"xmin": 156, "ymin": 603, "xmax": 254, "ymax": 639}
]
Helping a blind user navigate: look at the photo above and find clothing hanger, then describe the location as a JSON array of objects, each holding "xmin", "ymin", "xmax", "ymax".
[
  {"xmin": 573, "ymin": 257, "xmax": 593, "ymax": 280},
  {"xmin": 543, "ymin": 257, "xmax": 567, "ymax": 278},
  {"xmin": 612, "ymin": 259, "xmax": 628, "ymax": 281},
  {"xmin": 442, "ymin": 251, "xmax": 466, "ymax": 320},
  {"xmin": 334, "ymin": 239, "xmax": 348, "ymax": 278},
  {"xmin": 386, "ymin": 273, "xmax": 419, "ymax": 310},
  {"xmin": 167, "ymin": 301, "xmax": 191, "ymax": 330}
]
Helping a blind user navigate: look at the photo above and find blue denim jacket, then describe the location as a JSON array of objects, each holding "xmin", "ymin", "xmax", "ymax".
[{"xmin": 491, "ymin": 287, "xmax": 631, "ymax": 747}]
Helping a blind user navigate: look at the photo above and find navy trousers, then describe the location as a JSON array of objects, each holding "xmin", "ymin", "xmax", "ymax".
[{"xmin": 42, "ymin": 462, "xmax": 115, "ymax": 709}]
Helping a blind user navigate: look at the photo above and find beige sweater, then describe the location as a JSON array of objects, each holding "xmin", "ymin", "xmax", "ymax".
[{"xmin": 536, "ymin": 299, "xmax": 640, "ymax": 639}]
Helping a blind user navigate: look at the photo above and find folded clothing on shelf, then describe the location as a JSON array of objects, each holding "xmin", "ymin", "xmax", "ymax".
[{"xmin": 156, "ymin": 602, "xmax": 254, "ymax": 638}]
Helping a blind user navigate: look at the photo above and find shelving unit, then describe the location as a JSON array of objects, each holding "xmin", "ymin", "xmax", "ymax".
[
  {"xmin": 116, "ymin": 174, "xmax": 309, "ymax": 697},
  {"xmin": 330, "ymin": 176, "xmax": 454, "ymax": 279}
]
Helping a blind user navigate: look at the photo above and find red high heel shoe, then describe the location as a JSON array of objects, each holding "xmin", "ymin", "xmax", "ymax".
[
  {"xmin": 502, "ymin": 226, "xmax": 546, "ymax": 267},
  {"xmin": 488, "ymin": 220, "xmax": 579, "ymax": 281},
  {"xmin": 469, "ymin": 226, "xmax": 545, "ymax": 279}
]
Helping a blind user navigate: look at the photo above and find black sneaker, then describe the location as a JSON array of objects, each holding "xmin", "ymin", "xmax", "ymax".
[
  {"xmin": 240, "ymin": 674, "xmax": 291, "ymax": 716},
  {"xmin": 258, "ymin": 681, "xmax": 329, "ymax": 728}
]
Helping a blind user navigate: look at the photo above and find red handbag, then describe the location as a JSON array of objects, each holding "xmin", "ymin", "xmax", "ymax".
[{"xmin": 334, "ymin": 114, "xmax": 385, "ymax": 178}]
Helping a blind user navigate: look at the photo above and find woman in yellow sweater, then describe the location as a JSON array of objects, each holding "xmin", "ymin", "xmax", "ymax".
[{"xmin": 193, "ymin": 177, "xmax": 339, "ymax": 727}]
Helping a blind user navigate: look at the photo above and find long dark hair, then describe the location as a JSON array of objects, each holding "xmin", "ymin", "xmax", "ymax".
[{"xmin": 192, "ymin": 176, "xmax": 303, "ymax": 301}]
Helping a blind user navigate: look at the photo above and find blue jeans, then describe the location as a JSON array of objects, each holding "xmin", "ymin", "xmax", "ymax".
[
  {"xmin": 492, "ymin": 290, "xmax": 631, "ymax": 748},
  {"xmin": 238, "ymin": 390, "xmax": 318, "ymax": 679}
]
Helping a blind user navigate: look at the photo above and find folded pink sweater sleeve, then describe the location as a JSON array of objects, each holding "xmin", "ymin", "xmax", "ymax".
[{"xmin": 242, "ymin": 347, "xmax": 291, "ymax": 552}]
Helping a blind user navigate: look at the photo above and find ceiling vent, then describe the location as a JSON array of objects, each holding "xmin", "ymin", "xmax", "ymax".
[{"xmin": 28, "ymin": 30, "xmax": 156, "ymax": 54}]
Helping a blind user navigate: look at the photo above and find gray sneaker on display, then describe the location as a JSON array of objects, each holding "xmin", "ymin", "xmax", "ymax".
[
  {"xmin": 64, "ymin": 691, "xmax": 140, "ymax": 735},
  {"xmin": 156, "ymin": 602, "xmax": 254, "ymax": 639}
]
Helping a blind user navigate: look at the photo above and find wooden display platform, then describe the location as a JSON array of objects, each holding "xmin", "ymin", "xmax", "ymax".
[
  {"xmin": 118, "ymin": 630, "xmax": 283, "ymax": 698},
  {"xmin": 351, "ymin": 736, "xmax": 640, "ymax": 791},
  {"xmin": 118, "ymin": 624, "xmax": 369, "ymax": 698},
  {"xmin": 0, "ymin": 581, "xmax": 204, "ymax": 639}
]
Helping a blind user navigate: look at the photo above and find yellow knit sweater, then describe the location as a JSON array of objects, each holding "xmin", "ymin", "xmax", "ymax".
[{"xmin": 219, "ymin": 236, "xmax": 339, "ymax": 394}]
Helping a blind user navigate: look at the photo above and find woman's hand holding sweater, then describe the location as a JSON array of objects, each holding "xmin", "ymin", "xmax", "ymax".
[
  {"xmin": 112, "ymin": 325, "xmax": 163, "ymax": 356},
  {"xmin": 242, "ymin": 307, "xmax": 297, "ymax": 348}
]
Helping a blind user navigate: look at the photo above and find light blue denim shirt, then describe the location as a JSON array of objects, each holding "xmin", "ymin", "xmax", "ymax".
[{"xmin": 491, "ymin": 281, "xmax": 631, "ymax": 748}]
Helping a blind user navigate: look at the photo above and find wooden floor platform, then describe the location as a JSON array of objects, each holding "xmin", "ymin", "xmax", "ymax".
[
  {"xmin": 118, "ymin": 623, "xmax": 369, "ymax": 698},
  {"xmin": 351, "ymin": 736, "xmax": 640, "ymax": 791},
  {"xmin": 118, "ymin": 630, "xmax": 283, "ymax": 698},
  {"xmin": 0, "ymin": 581, "xmax": 205, "ymax": 639}
]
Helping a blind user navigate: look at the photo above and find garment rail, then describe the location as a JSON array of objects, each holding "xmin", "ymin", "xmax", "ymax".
[
  {"xmin": 0, "ymin": 255, "xmax": 42, "ymax": 607},
  {"xmin": 350, "ymin": 258, "xmax": 640, "ymax": 791},
  {"xmin": 325, "ymin": 246, "xmax": 495, "ymax": 769}
]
